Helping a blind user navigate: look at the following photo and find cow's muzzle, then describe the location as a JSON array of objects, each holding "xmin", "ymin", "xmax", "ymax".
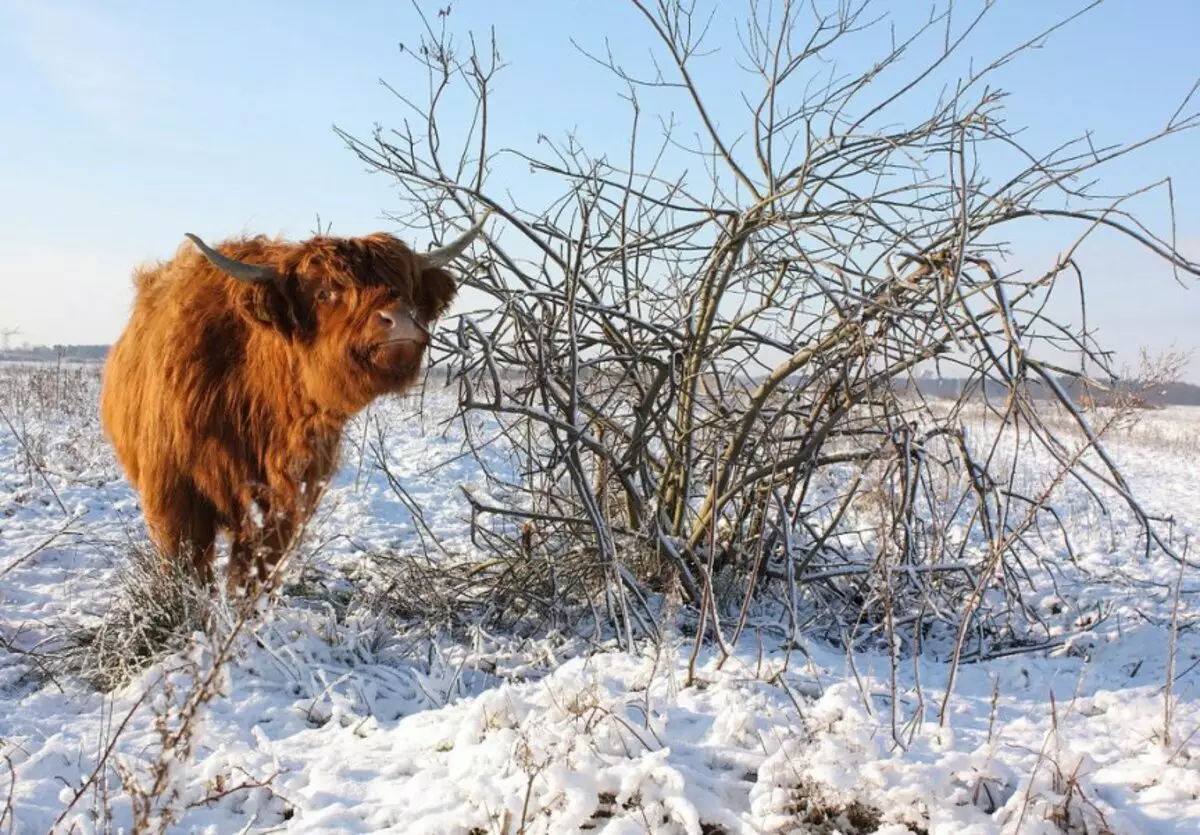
[{"xmin": 375, "ymin": 304, "xmax": 429, "ymax": 345}]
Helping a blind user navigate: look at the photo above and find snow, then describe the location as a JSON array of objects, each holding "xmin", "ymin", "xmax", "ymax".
[{"xmin": 2, "ymin": 362, "xmax": 1200, "ymax": 833}]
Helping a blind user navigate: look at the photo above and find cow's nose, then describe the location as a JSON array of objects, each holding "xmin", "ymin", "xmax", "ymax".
[{"xmin": 376, "ymin": 305, "xmax": 427, "ymax": 343}]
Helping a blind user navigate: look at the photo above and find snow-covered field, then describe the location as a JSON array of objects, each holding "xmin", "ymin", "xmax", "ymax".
[{"xmin": 2, "ymin": 362, "xmax": 1200, "ymax": 833}]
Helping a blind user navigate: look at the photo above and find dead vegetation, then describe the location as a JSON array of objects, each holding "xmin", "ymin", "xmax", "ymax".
[
  {"xmin": 338, "ymin": 0, "xmax": 1200, "ymax": 668},
  {"xmin": 45, "ymin": 541, "xmax": 216, "ymax": 692}
]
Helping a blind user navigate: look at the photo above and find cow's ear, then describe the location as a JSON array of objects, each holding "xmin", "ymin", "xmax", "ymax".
[
  {"xmin": 236, "ymin": 281, "xmax": 303, "ymax": 335},
  {"xmin": 417, "ymin": 266, "xmax": 458, "ymax": 323}
]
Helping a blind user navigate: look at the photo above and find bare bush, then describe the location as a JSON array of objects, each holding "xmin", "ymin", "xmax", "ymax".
[{"xmin": 340, "ymin": 0, "xmax": 1199, "ymax": 658}]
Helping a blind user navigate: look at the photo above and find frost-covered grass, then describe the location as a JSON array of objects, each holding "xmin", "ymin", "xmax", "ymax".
[{"xmin": 2, "ymin": 363, "xmax": 1200, "ymax": 833}]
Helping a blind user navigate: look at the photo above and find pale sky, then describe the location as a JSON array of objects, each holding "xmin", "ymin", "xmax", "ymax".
[{"xmin": 2, "ymin": 0, "xmax": 1198, "ymax": 380}]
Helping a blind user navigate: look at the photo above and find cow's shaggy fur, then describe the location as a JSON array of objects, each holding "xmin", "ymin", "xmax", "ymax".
[{"xmin": 100, "ymin": 232, "xmax": 459, "ymax": 595}]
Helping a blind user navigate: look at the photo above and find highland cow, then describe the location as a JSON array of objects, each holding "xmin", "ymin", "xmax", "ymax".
[{"xmin": 100, "ymin": 214, "xmax": 488, "ymax": 596}]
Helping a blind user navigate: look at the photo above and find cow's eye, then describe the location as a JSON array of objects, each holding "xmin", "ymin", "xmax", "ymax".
[{"xmin": 315, "ymin": 288, "xmax": 337, "ymax": 304}]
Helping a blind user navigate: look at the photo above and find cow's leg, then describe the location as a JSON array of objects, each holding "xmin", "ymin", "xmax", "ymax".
[
  {"xmin": 141, "ymin": 480, "xmax": 219, "ymax": 588},
  {"xmin": 227, "ymin": 504, "xmax": 299, "ymax": 602},
  {"xmin": 227, "ymin": 526, "xmax": 259, "ymax": 601}
]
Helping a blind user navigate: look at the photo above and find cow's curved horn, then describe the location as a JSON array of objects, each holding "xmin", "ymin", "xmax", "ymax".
[
  {"xmin": 423, "ymin": 209, "xmax": 493, "ymax": 268},
  {"xmin": 185, "ymin": 233, "xmax": 276, "ymax": 285}
]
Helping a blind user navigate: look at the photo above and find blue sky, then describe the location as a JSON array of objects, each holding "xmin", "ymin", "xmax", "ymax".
[{"xmin": 2, "ymin": 0, "xmax": 1197, "ymax": 379}]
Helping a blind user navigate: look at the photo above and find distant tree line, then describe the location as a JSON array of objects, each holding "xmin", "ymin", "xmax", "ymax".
[
  {"xmin": 0, "ymin": 344, "xmax": 109, "ymax": 363},
  {"xmin": 902, "ymin": 374, "xmax": 1200, "ymax": 408},
  {"xmin": 2, "ymin": 344, "xmax": 1198, "ymax": 406}
]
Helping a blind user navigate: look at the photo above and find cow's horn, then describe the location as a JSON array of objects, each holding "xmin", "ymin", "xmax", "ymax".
[
  {"xmin": 423, "ymin": 209, "xmax": 493, "ymax": 268},
  {"xmin": 185, "ymin": 233, "xmax": 276, "ymax": 285}
]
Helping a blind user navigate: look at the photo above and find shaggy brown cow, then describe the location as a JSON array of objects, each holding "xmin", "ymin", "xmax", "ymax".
[{"xmin": 100, "ymin": 214, "xmax": 488, "ymax": 596}]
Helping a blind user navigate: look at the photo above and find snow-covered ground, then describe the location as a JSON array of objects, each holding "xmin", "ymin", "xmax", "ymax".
[{"xmin": 2, "ymin": 362, "xmax": 1200, "ymax": 833}]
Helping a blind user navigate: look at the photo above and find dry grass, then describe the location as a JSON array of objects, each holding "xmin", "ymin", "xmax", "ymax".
[{"xmin": 45, "ymin": 542, "xmax": 216, "ymax": 692}]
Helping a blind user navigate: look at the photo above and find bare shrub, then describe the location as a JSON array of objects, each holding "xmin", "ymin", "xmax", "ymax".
[{"xmin": 338, "ymin": 0, "xmax": 1199, "ymax": 657}]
